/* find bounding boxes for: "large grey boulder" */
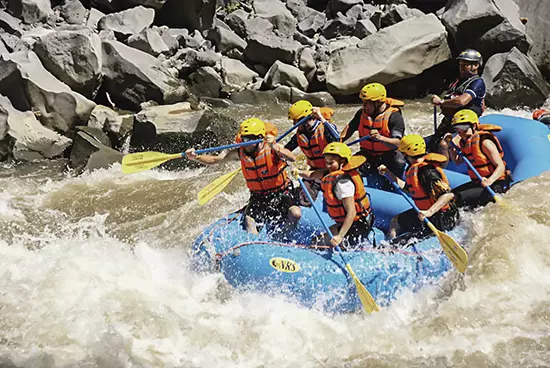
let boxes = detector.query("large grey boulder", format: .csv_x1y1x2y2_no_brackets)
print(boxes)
101,39,188,111
244,33,301,67
224,9,249,38
0,9,23,34
442,0,531,59
326,14,451,96
297,10,326,37
156,0,216,31
322,12,356,39
0,95,72,160
287,0,315,22
264,60,309,90
0,51,96,132
244,17,274,37
60,0,87,25
8,0,53,24
86,8,105,30
299,47,316,81
513,0,550,79
484,47,550,109
355,18,377,39
33,26,102,98
220,57,258,89
253,0,297,37
87,104,130,134
187,66,223,98
0,32,30,52
129,105,239,169
206,25,247,54
98,6,155,39
126,28,170,56
381,4,424,28
68,126,122,173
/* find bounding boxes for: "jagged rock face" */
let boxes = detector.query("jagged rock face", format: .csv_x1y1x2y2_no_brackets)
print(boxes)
33,26,103,98
442,0,531,60
484,47,550,109
101,39,188,110
8,0,53,24
97,6,155,39
156,0,216,31
326,14,451,96
0,51,96,133
513,0,550,79
0,94,72,161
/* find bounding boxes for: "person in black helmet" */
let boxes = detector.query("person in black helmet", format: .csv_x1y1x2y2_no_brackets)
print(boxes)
429,49,486,158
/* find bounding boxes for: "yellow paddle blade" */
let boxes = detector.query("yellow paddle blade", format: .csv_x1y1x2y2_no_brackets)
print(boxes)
122,152,183,174
426,222,468,273
345,264,380,314
198,168,241,205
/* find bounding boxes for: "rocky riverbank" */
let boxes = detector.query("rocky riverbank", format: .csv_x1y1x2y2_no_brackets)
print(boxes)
0,0,548,171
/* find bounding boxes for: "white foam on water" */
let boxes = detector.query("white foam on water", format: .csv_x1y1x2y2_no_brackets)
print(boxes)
0,107,549,367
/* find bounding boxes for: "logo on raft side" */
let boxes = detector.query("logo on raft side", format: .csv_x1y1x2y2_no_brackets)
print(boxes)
269,257,301,273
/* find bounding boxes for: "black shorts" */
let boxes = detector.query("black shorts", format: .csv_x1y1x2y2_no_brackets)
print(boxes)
244,185,298,227
336,214,374,249
397,205,459,237
453,178,511,209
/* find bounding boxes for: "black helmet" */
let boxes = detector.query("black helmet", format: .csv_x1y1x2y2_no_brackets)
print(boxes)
457,49,483,66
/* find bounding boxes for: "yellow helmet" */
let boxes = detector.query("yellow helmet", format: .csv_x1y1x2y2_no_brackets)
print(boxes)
359,83,386,102
288,100,313,121
239,118,266,137
398,134,426,157
452,109,479,126
323,142,352,161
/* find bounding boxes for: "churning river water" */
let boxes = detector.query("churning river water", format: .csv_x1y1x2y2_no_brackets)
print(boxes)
0,102,549,368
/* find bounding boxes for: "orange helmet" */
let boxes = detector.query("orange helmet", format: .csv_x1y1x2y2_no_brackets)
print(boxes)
532,109,549,121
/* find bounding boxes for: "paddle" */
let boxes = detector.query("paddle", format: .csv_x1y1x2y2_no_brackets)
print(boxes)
384,175,468,273
198,168,241,205
294,174,380,314
197,115,311,205
347,135,374,146
122,140,263,174
448,140,503,204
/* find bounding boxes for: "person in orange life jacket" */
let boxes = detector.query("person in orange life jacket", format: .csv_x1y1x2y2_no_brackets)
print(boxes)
378,134,459,240
339,82,407,179
430,49,486,156
443,109,512,209
284,100,340,206
295,142,373,248
186,118,301,234
533,108,550,127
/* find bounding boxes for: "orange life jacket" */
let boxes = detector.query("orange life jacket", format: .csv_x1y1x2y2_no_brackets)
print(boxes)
296,122,329,169
321,169,372,223
239,144,289,193
358,98,404,155
405,153,451,211
235,122,278,143
459,127,507,181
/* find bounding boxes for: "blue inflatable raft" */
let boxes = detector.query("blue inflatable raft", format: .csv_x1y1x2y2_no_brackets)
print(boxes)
191,115,550,314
